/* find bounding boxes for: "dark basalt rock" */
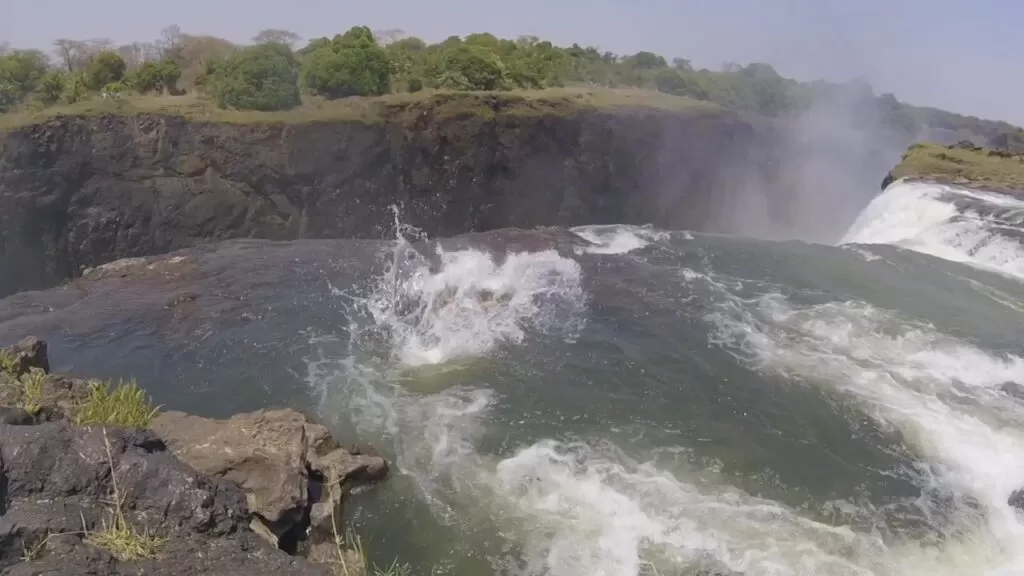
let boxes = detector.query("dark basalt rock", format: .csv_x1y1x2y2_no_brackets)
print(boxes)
0,108,790,297
0,337,387,575
0,422,333,576
0,406,39,425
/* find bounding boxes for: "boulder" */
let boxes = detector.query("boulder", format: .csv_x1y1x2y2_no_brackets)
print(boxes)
150,409,388,551
0,421,333,575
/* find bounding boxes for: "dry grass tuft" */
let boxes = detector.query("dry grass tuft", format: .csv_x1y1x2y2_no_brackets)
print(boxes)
84,429,168,561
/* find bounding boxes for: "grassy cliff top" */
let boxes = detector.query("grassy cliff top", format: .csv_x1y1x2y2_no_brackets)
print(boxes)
888,142,1024,193
0,88,724,132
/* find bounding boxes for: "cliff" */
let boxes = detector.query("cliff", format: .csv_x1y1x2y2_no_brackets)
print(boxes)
0,91,785,296
882,141,1024,194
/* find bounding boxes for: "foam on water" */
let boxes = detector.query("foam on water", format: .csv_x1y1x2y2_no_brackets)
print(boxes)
361,241,586,367
841,179,1024,280
570,224,673,255
702,268,1024,575
316,212,1024,576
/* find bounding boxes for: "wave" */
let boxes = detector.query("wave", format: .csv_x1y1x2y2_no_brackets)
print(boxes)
840,179,1024,281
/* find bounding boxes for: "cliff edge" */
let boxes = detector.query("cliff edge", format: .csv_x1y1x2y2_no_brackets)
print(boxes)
0,91,783,297
881,141,1024,194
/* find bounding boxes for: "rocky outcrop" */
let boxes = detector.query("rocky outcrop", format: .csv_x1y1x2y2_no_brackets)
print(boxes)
0,423,330,576
151,409,387,553
0,94,787,296
0,336,387,574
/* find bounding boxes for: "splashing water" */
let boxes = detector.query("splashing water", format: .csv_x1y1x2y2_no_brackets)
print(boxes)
362,237,586,367
700,265,1024,576
570,225,674,255
841,179,1024,281
308,201,1024,576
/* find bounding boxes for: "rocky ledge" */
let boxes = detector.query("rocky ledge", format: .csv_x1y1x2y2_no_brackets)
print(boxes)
0,336,388,575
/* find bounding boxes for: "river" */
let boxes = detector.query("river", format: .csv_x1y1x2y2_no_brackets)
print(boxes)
1,179,1023,575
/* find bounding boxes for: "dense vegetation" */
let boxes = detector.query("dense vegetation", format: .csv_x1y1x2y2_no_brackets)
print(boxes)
1,25,1022,146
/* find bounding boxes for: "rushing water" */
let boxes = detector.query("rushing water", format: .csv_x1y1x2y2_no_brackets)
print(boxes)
2,179,1024,576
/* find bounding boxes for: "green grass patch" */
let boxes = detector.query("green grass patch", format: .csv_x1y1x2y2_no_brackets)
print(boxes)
890,142,1024,193
73,379,160,429
0,87,722,132
0,349,18,376
18,368,46,415
0,364,47,416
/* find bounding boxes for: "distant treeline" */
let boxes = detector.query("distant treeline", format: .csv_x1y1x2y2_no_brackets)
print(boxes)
1,25,1021,147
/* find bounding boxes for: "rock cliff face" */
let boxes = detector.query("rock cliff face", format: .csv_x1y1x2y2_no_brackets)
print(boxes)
0,97,783,296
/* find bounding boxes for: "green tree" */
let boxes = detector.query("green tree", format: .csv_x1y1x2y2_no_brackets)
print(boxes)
210,42,300,110
438,44,507,91
159,59,182,93
64,75,87,104
301,27,391,98
0,50,49,111
84,51,127,90
252,29,301,47
132,61,164,93
35,70,67,104
623,51,667,70
654,69,707,100
132,58,180,93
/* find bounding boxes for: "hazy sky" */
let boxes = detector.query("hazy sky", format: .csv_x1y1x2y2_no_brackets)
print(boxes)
4,0,1020,124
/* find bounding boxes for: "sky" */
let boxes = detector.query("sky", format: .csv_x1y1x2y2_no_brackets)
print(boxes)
3,0,1021,125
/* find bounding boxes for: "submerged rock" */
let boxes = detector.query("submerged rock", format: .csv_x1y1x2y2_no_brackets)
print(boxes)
1008,488,1024,512
0,337,387,574
1000,381,1024,401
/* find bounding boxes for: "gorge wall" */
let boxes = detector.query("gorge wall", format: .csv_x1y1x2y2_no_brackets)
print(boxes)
0,94,841,296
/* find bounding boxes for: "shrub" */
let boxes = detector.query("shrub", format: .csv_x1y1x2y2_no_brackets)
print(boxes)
438,44,508,91
84,51,127,90
301,27,391,98
132,59,180,94
210,42,301,110
35,70,67,104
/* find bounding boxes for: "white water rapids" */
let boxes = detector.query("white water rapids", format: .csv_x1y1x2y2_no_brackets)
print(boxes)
312,180,1024,576
842,179,1024,282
